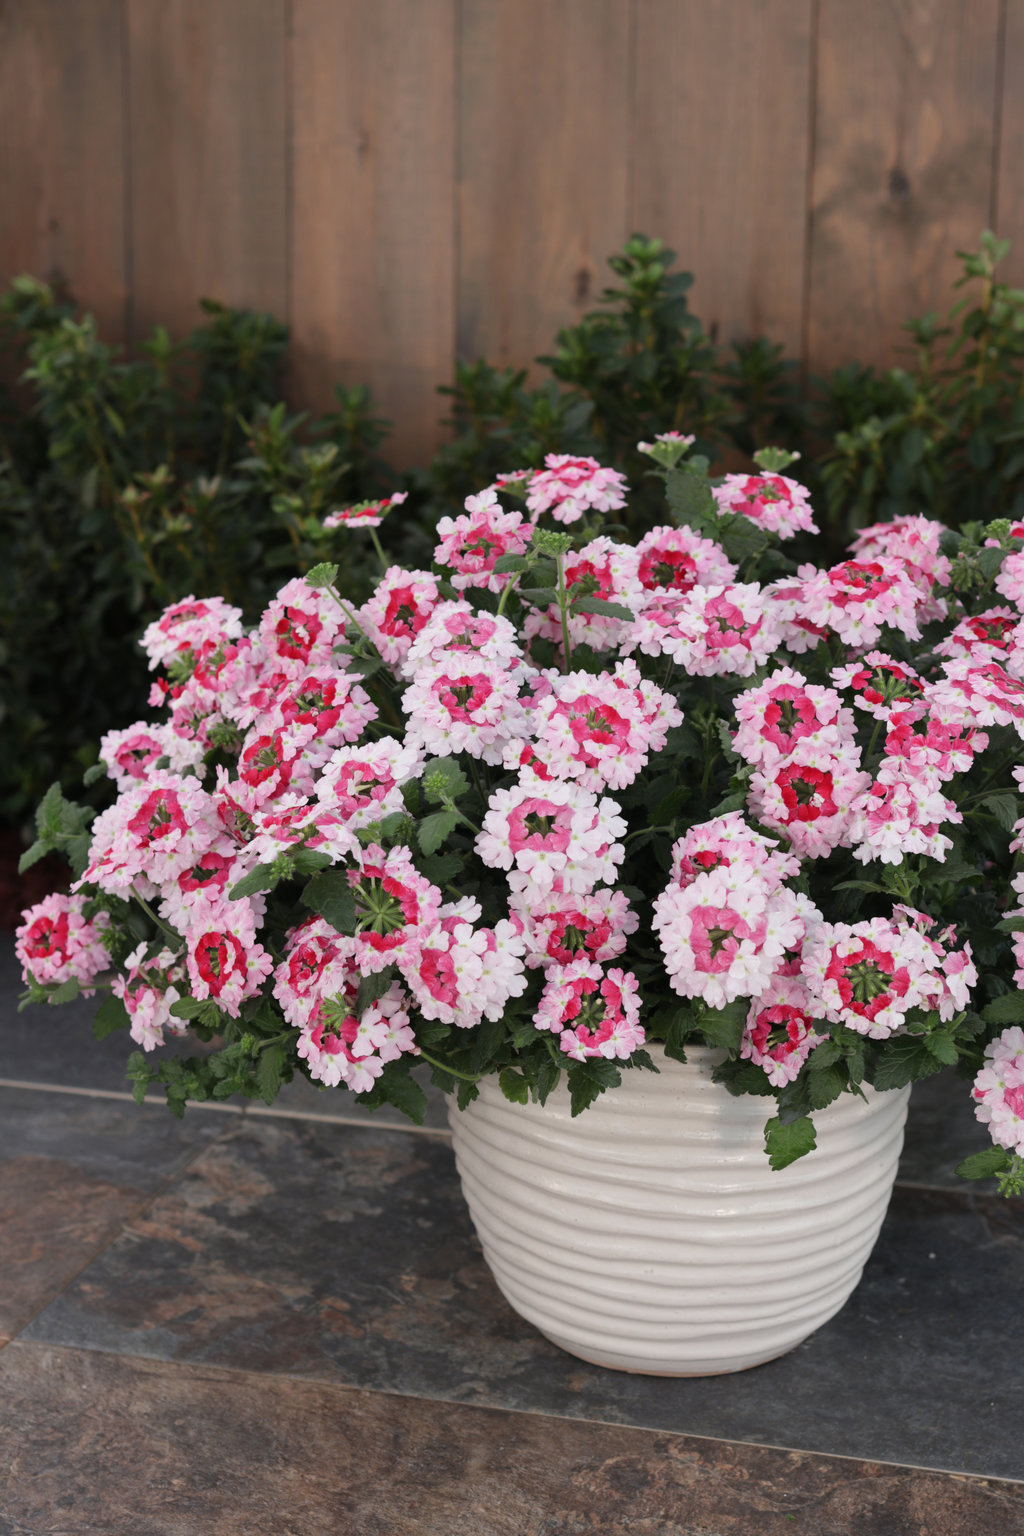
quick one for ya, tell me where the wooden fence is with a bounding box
[1,0,1021,464]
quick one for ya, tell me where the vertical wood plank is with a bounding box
[127,0,288,344]
[457,0,631,375]
[996,0,1024,283]
[633,0,814,357]
[0,0,126,340]
[289,0,457,468]
[807,0,1001,375]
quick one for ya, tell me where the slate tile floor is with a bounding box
[2,937,1024,1534]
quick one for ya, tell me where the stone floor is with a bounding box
[2,936,1023,1535]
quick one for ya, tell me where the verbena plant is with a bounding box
[14,441,1024,1192]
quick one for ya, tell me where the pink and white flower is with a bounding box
[535,959,645,1060]
[434,492,532,592]
[713,473,818,539]
[16,893,110,994]
[742,973,822,1085]
[526,455,628,525]
[972,1028,1024,1156]
[323,492,407,530]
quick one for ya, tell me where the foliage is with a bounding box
[817,231,1024,540]
[0,277,394,825]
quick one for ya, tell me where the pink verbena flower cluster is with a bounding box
[20,445,1024,1186]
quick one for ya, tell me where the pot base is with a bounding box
[536,1329,795,1377]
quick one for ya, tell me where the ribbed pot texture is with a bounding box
[447,1046,911,1375]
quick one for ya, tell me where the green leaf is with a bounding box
[764,1115,817,1171]
[230,863,283,899]
[519,586,560,606]
[169,996,207,1020]
[924,1031,959,1066]
[291,848,332,875]
[16,840,49,875]
[980,793,1019,831]
[47,977,80,1006]
[666,465,717,529]
[35,782,63,839]
[417,852,461,886]
[807,1065,846,1111]
[377,1068,429,1125]
[982,992,1024,1025]
[872,1035,944,1091]
[300,869,356,934]
[422,756,470,803]
[92,994,130,1041]
[955,1146,1011,1181]
[491,553,530,574]
[499,1068,530,1105]
[255,1043,286,1106]
[304,562,339,589]
[82,762,107,787]
[355,965,397,1017]
[698,1002,746,1053]
[808,1037,842,1071]
[418,810,459,856]
[570,596,635,621]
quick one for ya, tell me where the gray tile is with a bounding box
[0,1085,229,1340]
[22,1112,1024,1481]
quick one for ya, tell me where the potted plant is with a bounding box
[16,444,1024,1374]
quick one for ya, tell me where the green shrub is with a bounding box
[0,279,393,826]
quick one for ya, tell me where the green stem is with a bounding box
[131,888,184,948]
[369,527,389,572]
[555,551,573,674]
[417,1048,482,1085]
[252,1029,298,1055]
[496,574,521,617]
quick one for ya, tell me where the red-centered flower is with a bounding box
[776,763,838,824]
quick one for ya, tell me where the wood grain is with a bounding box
[457,0,631,374]
[807,0,1002,376]
[126,0,288,345]
[996,0,1024,285]
[633,0,814,357]
[0,0,126,340]
[289,0,457,467]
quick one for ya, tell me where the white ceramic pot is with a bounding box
[447,1046,911,1375]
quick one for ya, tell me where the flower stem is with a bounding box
[417,1048,482,1084]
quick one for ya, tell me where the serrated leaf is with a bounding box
[422,756,470,803]
[255,1042,286,1106]
[807,1065,846,1111]
[47,977,80,1006]
[807,1037,842,1070]
[499,1068,530,1105]
[300,869,357,933]
[304,562,339,589]
[377,1068,429,1125]
[982,992,1024,1025]
[230,863,283,900]
[570,596,635,621]
[764,1115,817,1171]
[417,852,461,886]
[955,1146,1011,1181]
[418,810,459,856]
[698,1003,746,1053]
[35,782,63,839]
[872,1035,944,1091]
[981,793,1019,831]
[666,465,717,529]
[924,1031,959,1065]
[92,994,130,1041]
[519,585,559,606]
[16,841,49,875]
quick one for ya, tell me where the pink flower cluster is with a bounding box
[972,1028,1024,1156]
[713,473,818,539]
